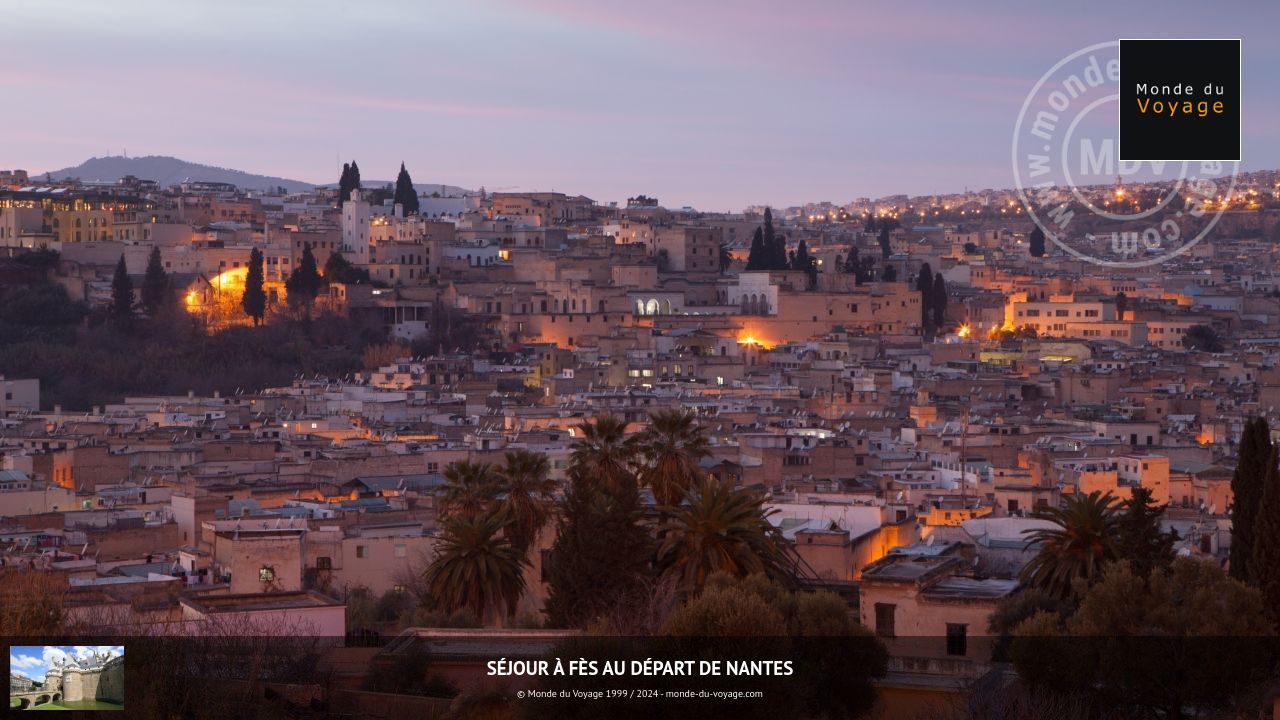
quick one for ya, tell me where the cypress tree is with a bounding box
[931,274,948,327]
[746,227,765,271]
[917,263,934,330]
[882,263,898,282]
[285,242,323,306]
[141,245,169,314]
[1029,226,1046,257]
[763,208,784,270]
[393,162,420,215]
[878,225,891,259]
[349,160,361,195]
[242,247,266,326]
[109,254,133,322]
[338,162,352,203]
[1254,444,1280,616]
[1116,486,1177,578]
[1231,416,1272,582]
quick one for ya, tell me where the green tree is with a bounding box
[241,247,266,326]
[881,263,897,282]
[438,460,500,520]
[1252,443,1280,617]
[544,471,653,628]
[916,263,934,329]
[141,246,169,314]
[495,449,556,555]
[323,250,371,285]
[763,207,785,270]
[1029,225,1046,257]
[931,273,948,328]
[1114,486,1177,578]
[745,227,766,271]
[635,409,709,508]
[1231,416,1271,582]
[656,478,789,594]
[1020,491,1120,599]
[718,243,733,273]
[109,254,133,322]
[567,416,637,496]
[658,574,888,720]
[393,162,420,215]
[1115,291,1128,317]
[285,242,323,306]
[1183,324,1224,352]
[1011,560,1276,719]
[659,574,787,636]
[424,510,528,622]
[338,160,362,203]
[963,241,978,254]
[878,225,891,259]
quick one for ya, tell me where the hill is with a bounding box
[43,155,315,192]
[42,156,473,196]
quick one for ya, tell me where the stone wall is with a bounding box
[56,656,124,703]
[97,656,124,703]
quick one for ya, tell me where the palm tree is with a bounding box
[425,510,528,622]
[568,416,637,496]
[1020,491,1121,599]
[438,460,498,519]
[495,449,557,554]
[656,478,789,593]
[636,409,710,508]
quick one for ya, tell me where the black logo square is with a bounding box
[1119,39,1240,161]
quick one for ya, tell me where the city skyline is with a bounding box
[6,0,1279,210]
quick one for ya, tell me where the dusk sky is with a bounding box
[4,0,1277,210]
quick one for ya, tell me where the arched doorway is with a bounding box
[35,694,50,706]
[52,693,61,703]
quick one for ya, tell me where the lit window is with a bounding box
[259,566,275,582]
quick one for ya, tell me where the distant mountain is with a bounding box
[43,155,316,193]
[42,155,473,197]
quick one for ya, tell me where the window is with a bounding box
[356,545,366,559]
[394,544,406,558]
[946,623,968,656]
[874,603,896,638]
[316,556,332,570]
[259,566,275,582]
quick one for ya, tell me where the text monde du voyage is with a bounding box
[1134,82,1228,118]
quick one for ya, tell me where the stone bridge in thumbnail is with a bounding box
[10,689,62,709]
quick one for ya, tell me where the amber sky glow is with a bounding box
[3,0,1276,209]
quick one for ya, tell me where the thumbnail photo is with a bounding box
[8,646,124,711]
